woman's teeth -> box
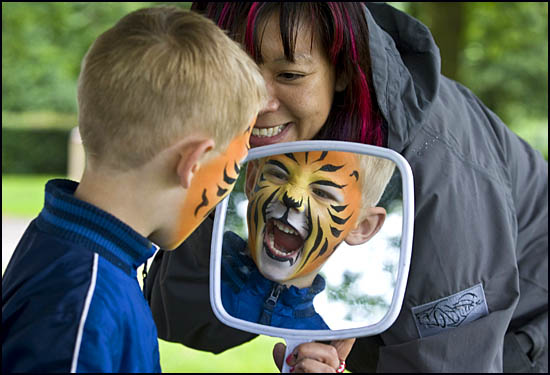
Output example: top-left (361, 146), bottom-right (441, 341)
top-left (252, 124), bottom-right (286, 137)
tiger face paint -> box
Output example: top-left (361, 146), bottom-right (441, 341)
top-left (169, 124), bottom-right (253, 249)
top-left (246, 151), bottom-right (362, 284)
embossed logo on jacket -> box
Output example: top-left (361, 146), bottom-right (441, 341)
top-left (412, 283), bottom-right (489, 338)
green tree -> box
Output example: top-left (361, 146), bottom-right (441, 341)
top-left (2, 2), bottom-right (189, 113)
top-left (400, 2), bottom-right (548, 125)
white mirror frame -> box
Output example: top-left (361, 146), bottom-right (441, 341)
top-left (210, 141), bottom-right (414, 341)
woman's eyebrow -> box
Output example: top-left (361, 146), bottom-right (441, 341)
top-left (271, 53), bottom-right (314, 64)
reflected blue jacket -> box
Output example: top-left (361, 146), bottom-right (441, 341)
top-left (221, 231), bottom-right (330, 330)
top-left (2, 179), bottom-right (161, 373)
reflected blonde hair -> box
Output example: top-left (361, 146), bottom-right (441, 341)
top-left (358, 154), bottom-right (396, 219)
top-left (78, 6), bottom-right (267, 170)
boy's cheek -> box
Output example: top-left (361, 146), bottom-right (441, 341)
top-left (170, 146), bottom-right (248, 247)
top-left (166, 123), bottom-right (253, 249)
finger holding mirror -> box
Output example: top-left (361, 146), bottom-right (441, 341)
top-left (210, 141), bottom-right (414, 373)
top-left (273, 338), bottom-right (356, 373)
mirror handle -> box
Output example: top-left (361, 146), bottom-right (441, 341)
top-left (281, 338), bottom-right (313, 373)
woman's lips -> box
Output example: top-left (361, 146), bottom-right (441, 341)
top-left (250, 122), bottom-right (292, 147)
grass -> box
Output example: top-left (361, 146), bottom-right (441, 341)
top-left (2, 174), bottom-right (65, 217)
top-left (159, 336), bottom-right (281, 373)
top-left (2, 111), bottom-right (77, 130)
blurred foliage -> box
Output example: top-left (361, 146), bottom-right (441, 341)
top-left (2, 2), bottom-right (547, 159)
top-left (2, 2), bottom-right (190, 113)
top-left (2, 2), bottom-right (546, 119)
top-left (325, 271), bottom-right (390, 322)
top-left (401, 2), bottom-right (548, 127)
top-left (2, 127), bottom-right (70, 174)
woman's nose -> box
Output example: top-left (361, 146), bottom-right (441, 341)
top-left (258, 80), bottom-right (280, 115)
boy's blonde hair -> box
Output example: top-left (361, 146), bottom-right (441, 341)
top-left (78, 6), bottom-right (267, 170)
top-left (357, 154), bottom-right (396, 219)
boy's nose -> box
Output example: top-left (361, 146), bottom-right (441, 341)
top-left (282, 191), bottom-right (304, 212)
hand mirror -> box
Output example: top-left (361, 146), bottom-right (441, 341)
top-left (209, 141), bottom-right (414, 372)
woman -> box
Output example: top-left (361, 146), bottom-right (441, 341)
top-left (145, 3), bottom-right (548, 373)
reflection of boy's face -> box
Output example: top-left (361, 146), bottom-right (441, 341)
top-left (247, 151), bottom-right (362, 283)
top-left (169, 124), bottom-right (253, 249)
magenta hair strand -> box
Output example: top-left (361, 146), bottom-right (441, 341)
top-left (245, 2), bottom-right (260, 59)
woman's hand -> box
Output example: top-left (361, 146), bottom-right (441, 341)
top-left (273, 338), bottom-right (355, 373)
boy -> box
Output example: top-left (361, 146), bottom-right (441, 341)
top-left (221, 150), bottom-right (396, 329)
top-left (2, 6), bottom-right (266, 373)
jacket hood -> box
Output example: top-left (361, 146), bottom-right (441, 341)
top-left (364, 3), bottom-right (441, 152)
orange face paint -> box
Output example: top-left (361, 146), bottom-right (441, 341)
top-left (167, 122), bottom-right (253, 249)
top-left (247, 151), bottom-right (362, 283)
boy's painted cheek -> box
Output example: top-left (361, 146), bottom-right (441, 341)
top-left (169, 124), bottom-right (253, 249)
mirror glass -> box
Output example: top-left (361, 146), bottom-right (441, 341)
top-left (217, 148), bottom-right (405, 331)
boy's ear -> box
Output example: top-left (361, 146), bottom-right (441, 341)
top-left (344, 207), bottom-right (386, 246)
top-left (176, 138), bottom-right (215, 189)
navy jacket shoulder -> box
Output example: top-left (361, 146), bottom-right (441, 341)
top-left (2, 179), bottom-right (160, 373)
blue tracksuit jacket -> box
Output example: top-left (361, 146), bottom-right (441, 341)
top-left (221, 231), bottom-right (330, 330)
top-left (2, 179), bottom-right (161, 373)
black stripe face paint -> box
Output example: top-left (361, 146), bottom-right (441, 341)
top-left (194, 189), bottom-right (209, 216)
top-left (245, 151), bottom-right (364, 284)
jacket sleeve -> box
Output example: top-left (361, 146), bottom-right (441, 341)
top-left (502, 120), bottom-right (548, 372)
top-left (2, 313), bottom-right (78, 373)
top-left (347, 90), bottom-right (547, 372)
top-left (144, 216), bottom-right (257, 353)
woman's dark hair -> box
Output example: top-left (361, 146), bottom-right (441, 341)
top-left (191, 2), bottom-right (385, 146)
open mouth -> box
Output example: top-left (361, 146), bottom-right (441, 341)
top-left (263, 218), bottom-right (304, 266)
top-left (250, 123), bottom-right (292, 147)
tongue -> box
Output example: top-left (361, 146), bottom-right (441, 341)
top-left (273, 226), bottom-right (302, 252)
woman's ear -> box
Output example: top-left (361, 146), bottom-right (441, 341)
top-left (176, 138), bottom-right (215, 189)
top-left (335, 70), bottom-right (350, 92)
top-left (344, 207), bottom-right (386, 246)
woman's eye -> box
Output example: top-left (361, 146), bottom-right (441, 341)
top-left (278, 72), bottom-right (303, 81)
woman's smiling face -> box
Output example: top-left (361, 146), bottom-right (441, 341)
top-left (250, 12), bottom-right (340, 147)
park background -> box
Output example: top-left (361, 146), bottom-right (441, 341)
top-left (2, 2), bottom-right (548, 373)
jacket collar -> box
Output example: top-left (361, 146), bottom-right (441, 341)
top-left (247, 266), bottom-right (326, 308)
top-left (37, 179), bottom-right (156, 276)
top-left (223, 231), bottom-right (326, 307)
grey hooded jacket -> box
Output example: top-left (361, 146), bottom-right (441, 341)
top-left (145, 3), bottom-right (548, 372)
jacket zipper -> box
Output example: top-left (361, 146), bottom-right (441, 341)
top-left (259, 283), bottom-right (285, 325)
